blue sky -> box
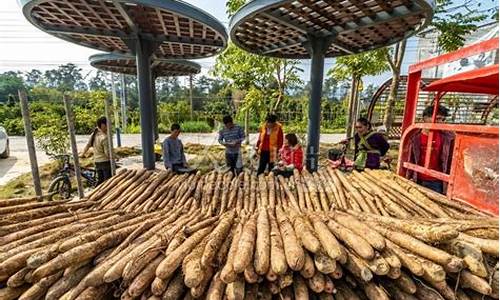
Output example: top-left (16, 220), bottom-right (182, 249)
top-left (0, 0), bottom-right (497, 87)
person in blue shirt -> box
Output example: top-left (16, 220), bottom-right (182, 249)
top-left (218, 115), bottom-right (245, 174)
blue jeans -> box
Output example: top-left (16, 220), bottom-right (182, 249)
top-left (419, 180), bottom-right (444, 194)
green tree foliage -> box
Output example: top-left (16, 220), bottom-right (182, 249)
top-left (215, 0), bottom-right (303, 113)
top-left (24, 69), bottom-right (43, 88)
top-left (33, 118), bottom-right (69, 157)
top-left (329, 49), bottom-right (389, 82)
top-left (88, 70), bottom-right (109, 91)
top-left (72, 90), bottom-right (108, 134)
top-left (433, 0), bottom-right (495, 52)
top-left (329, 49), bottom-right (389, 137)
top-left (213, 42), bottom-right (275, 91)
top-left (0, 71), bottom-right (24, 103)
top-left (44, 63), bottom-right (87, 91)
top-left (156, 77), bottom-right (185, 103)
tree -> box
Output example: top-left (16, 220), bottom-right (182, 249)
top-left (24, 69), bottom-right (43, 88)
top-left (360, 83), bottom-right (378, 104)
top-left (329, 49), bottom-right (389, 138)
top-left (382, 0), bottom-right (495, 130)
top-left (0, 71), bottom-right (24, 103)
top-left (383, 40), bottom-right (407, 130)
top-left (44, 63), bottom-right (87, 91)
top-left (88, 70), bottom-right (109, 91)
top-left (432, 0), bottom-right (494, 52)
top-left (323, 77), bottom-right (342, 102)
top-left (156, 77), bottom-right (184, 103)
top-left (215, 0), bottom-right (303, 142)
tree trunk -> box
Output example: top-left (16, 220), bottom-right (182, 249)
top-left (383, 40), bottom-right (407, 131)
top-left (383, 72), bottom-right (400, 130)
top-left (273, 92), bottom-right (283, 113)
top-left (244, 110), bottom-right (250, 145)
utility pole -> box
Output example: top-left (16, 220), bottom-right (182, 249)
top-left (18, 90), bottom-right (42, 197)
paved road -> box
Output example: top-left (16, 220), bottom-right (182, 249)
top-left (0, 133), bottom-right (344, 185)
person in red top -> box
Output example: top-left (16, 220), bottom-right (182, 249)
top-left (273, 133), bottom-right (304, 177)
top-left (255, 114), bottom-right (284, 174)
top-left (406, 105), bottom-right (454, 194)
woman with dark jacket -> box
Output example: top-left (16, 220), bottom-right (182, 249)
top-left (352, 118), bottom-right (390, 170)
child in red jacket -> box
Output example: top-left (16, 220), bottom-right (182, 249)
top-left (274, 133), bottom-right (304, 177)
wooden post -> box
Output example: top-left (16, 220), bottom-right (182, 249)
top-left (18, 90), bottom-right (42, 197)
top-left (104, 94), bottom-right (116, 176)
top-left (63, 94), bottom-right (84, 199)
top-left (244, 110), bottom-right (250, 145)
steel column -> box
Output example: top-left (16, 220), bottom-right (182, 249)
top-left (304, 36), bottom-right (332, 172)
top-left (135, 37), bottom-right (156, 170)
top-left (152, 76), bottom-right (159, 142)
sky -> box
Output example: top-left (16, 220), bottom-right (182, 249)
top-left (0, 0), bottom-right (495, 87)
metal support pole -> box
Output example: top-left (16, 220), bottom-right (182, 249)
top-left (304, 36), bottom-right (332, 172)
top-left (63, 94), bottom-right (84, 199)
top-left (120, 74), bottom-right (128, 130)
top-left (135, 37), bottom-right (156, 170)
top-left (116, 128), bottom-right (122, 147)
top-left (104, 94), bottom-right (116, 176)
top-left (189, 75), bottom-right (194, 119)
top-left (18, 90), bottom-right (42, 197)
top-left (152, 77), bottom-right (159, 142)
top-left (111, 73), bottom-right (120, 128)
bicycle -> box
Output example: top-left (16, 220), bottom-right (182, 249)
top-left (47, 154), bottom-right (99, 200)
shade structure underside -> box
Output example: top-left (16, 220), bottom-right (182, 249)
top-left (230, 0), bottom-right (434, 59)
top-left (21, 0), bottom-right (228, 59)
top-left (89, 53), bottom-right (201, 77)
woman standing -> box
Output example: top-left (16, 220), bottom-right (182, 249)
top-left (255, 114), bottom-right (284, 175)
top-left (353, 118), bottom-right (390, 170)
top-left (81, 117), bottom-right (112, 185)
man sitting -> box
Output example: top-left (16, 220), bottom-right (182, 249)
top-left (163, 123), bottom-right (193, 174)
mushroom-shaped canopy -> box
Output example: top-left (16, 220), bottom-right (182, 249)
top-left (230, 0), bottom-right (434, 58)
top-left (20, 0), bottom-right (228, 59)
top-left (90, 53), bottom-right (201, 77)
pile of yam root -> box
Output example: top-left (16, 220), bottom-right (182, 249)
top-left (0, 168), bottom-right (498, 300)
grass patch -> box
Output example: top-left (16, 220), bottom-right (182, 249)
top-left (181, 121), bottom-right (213, 133)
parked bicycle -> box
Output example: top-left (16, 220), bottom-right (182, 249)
top-left (47, 154), bottom-right (116, 200)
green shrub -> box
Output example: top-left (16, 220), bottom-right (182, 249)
top-left (158, 123), bottom-right (170, 134)
top-left (181, 121), bottom-right (212, 133)
top-left (34, 121), bottom-right (69, 157)
top-left (3, 118), bottom-right (24, 135)
top-left (126, 124), bottom-right (141, 134)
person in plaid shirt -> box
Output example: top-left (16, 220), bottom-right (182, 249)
top-left (218, 115), bottom-right (245, 174)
